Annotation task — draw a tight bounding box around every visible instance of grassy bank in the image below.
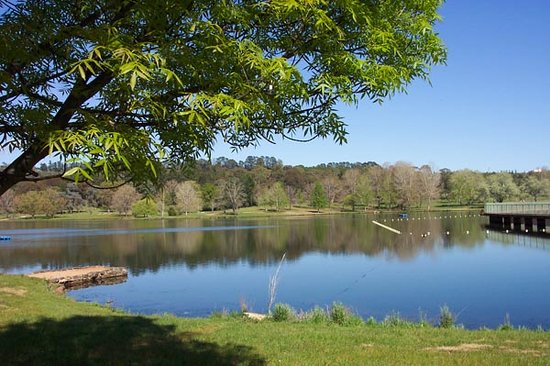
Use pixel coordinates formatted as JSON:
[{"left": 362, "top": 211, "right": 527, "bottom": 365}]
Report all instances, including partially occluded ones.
[
  {"left": 1, "top": 203, "right": 483, "bottom": 221},
  {"left": 0, "top": 275, "right": 548, "bottom": 365}
]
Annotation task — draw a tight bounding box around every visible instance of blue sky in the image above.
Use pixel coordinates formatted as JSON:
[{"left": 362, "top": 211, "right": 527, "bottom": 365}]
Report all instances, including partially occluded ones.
[
  {"left": 213, "top": 1, "right": 550, "bottom": 172},
  {"left": 1, "top": 1, "right": 548, "bottom": 172}
]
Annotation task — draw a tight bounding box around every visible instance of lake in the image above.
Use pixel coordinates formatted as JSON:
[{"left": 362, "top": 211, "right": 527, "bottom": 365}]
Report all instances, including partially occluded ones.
[{"left": 1, "top": 213, "right": 549, "bottom": 329}]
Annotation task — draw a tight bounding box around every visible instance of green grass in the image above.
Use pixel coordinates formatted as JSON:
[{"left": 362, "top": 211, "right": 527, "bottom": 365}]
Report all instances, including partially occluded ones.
[{"left": 1, "top": 275, "right": 549, "bottom": 365}]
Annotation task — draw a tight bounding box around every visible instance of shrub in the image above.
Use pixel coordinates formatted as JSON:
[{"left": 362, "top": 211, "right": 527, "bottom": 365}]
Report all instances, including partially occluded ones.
[
  {"left": 498, "top": 313, "right": 513, "bottom": 331},
  {"left": 330, "top": 303, "right": 363, "bottom": 326},
  {"left": 439, "top": 305, "right": 454, "bottom": 328},
  {"left": 307, "top": 306, "right": 329, "bottom": 324},
  {"left": 167, "top": 205, "right": 178, "bottom": 216},
  {"left": 383, "top": 312, "right": 415, "bottom": 328},
  {"left": 272, "top": 303, "right": 295, "bottom": 322},
  {"left": 366, "top": 316, "right": 377, "bottom": 326}
]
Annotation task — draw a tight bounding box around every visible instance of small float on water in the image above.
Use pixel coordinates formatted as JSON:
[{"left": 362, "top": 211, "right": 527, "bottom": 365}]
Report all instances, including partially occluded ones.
[{"left": 0, "top": 235, "right": 12, "bottom": 240}]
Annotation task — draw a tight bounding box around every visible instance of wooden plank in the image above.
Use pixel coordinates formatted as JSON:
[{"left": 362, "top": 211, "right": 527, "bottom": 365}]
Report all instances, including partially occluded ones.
[{"left": 372, "top": 220, "right": 401, "bottom": 234}]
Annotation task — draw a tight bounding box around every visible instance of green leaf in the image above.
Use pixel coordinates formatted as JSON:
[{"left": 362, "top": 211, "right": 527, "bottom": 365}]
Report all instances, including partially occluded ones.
[
  {"left": 130, "top": 72, "right": 137, "bottom": 90},
  {"left": 62, "top": 167, "right": 80, "bottom": 177}
]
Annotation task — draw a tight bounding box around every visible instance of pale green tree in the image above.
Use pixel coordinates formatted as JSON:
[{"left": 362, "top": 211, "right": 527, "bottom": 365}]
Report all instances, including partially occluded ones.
[
  {"left": 487, "top": 173, "right": 519, "bottom": 203},
  {"left": 449, "top": 170, "right": 484, "bottom": 205},
  {"left": 355, "top": 173, "right": 373, "bottom": 211},
  {"left": 132, "top": 198, "right": 158, "bottom": 217},
  {"left": 176, "top": 181, "right": 202, "bottom": 215},
  {"left": 258, "top": 182, "right": 289, "bottom": 212},
  {"left": 521, "top": 175, "right": 549, "bottom": 202},
  {"left": 0, "top": 0, "right": 446, "bottom": 195}
]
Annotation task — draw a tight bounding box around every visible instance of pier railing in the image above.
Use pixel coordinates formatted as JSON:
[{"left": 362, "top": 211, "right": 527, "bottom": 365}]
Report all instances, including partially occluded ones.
[{"left": 484, "top": 202, "right": 550, "bottom": 216}]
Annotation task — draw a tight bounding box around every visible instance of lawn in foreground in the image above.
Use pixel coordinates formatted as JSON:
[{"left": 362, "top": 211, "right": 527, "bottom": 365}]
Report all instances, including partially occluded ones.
[{"left": 0, "top": 274, "right": 548, "bottom": 365}]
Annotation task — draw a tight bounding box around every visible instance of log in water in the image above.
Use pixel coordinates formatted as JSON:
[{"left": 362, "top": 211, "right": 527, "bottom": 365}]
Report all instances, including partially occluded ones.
[{"left": 371, "top": 220, "right": 402, "bottom": 234}]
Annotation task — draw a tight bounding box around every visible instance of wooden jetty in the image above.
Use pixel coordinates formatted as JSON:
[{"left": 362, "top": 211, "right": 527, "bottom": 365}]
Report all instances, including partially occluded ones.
[
  {"left": 483, "top": 202, "right": 550, "bottom": 233},
  {"left": 27, "top": 266, "right": 128, "bottom": 290}
]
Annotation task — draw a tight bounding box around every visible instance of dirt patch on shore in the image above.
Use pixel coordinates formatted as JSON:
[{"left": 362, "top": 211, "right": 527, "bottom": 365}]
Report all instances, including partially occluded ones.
[
  {"left": 0, "top": 287, "right": 27, "bottom": 296},
  {"left": 499, "top": 346, "right": 546, "bottom": 357},
  {"left": 243, "top": 312, "right": 266, "bottom": 321},
  {"left": 28, "top": 266, "right": 112, "bottom": 280},
  {"left": 426, "top": 343, "right": 492, "bottom": 352}
]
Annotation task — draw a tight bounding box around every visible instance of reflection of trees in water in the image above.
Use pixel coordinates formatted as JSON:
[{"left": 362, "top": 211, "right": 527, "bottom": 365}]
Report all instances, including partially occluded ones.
[{"left": 0, "top": 215, "right": 490, "bottom": 273}]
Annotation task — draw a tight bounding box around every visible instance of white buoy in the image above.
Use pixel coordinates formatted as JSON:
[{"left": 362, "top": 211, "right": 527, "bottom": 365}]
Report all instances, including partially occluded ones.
[
  {"left": 410, "top": 232, "right": 413, "bottom": 235},
  {"left": 446, "top": 231, "right": 450, "bottom": 235},
  {"left": 466, "top": 230, "right": 469, "bottom": 234},
  {"left": 505, "top": 230, "right": 509, "bottom": 234}
]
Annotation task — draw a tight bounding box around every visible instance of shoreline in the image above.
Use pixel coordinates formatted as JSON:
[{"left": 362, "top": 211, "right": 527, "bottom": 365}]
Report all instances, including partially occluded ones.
[{"left": 0, "top": 204, "right": 484, "bottom": 222}]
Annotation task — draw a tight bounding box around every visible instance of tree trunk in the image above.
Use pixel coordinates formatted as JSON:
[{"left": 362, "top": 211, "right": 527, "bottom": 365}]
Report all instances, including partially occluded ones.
[{"left": 0, "top": 73, "right": 113, "bottom": 196}]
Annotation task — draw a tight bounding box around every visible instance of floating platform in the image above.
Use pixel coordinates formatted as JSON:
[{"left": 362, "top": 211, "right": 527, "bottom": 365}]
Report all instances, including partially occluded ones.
[
  {"left": 27, "top": 266, "right": 128, "bottom": 290},
  {"left": 0, "top": 236, "right": 12, "bottom": 240}
]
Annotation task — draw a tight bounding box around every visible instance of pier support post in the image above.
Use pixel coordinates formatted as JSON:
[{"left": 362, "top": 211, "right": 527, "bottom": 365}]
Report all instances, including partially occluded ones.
[
  {"left": 512, "top": 217, "right": 522, "bottom": 231},
  {"left": 489, "top": 215, "right": 503, "bottom": 228},
  {"left": 503, "top": 216, "right": 511, "bottom": 230},
  {"left": 525, "top": 217, "right": 533, "bottom": 232}
]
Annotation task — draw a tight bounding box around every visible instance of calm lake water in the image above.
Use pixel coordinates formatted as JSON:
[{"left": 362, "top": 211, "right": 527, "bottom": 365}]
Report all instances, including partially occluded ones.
[{"left": 1, "top": 213, "right": 549, "bottom": 329}]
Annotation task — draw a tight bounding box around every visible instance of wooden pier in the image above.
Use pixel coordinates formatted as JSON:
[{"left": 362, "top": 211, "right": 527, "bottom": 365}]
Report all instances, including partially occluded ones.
[
  {"left": 28, "top": 266, "right": 128, "bottom": 290},
  {"left": 483, "top": 202, "right": 550, "bottom": 233}
]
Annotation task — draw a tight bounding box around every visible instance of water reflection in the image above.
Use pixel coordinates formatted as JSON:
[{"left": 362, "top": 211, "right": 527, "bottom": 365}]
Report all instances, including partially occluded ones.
[
  {"left": 2, "top": 214, "right": 550, "bottom": 329},
  {"left": 0, "top": 214, "right": 491, "bottom": 274}
]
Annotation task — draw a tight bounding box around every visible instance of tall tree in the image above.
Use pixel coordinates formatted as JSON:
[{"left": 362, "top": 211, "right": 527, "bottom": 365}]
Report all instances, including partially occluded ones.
[
  {"left": 258, "top": 181, "right": 289, "bottom": 212},
  {"left": 521, "top": 175, "right": 549, "bottom": 202},
  {"left": 310, "top": 182, "right": 328, "bottom": 213},
  {"left": 391, "top": 162, "right": 417, "bottom": 209},
  {"left": 111, "top": 184, "right": 140, "bottom": 215},
  {"left": 417, "top": 165, "right": 440, "bottom": 210},
  {"left": 14, "top": 188, "right": 64, "bottom": 218},
  {"left": 0, "top": 189, "right": 16, "bottom": 217},
  {"left": 487, "top": 173, "right": 519, "bottom": 203},
  {"left": 0, "top": 0, "right": 446, "bottom": 195},
  {"left": 321, "top": 173, "right": 343, "bottom": 209},
  {"left": 449, "top": 170, "right": 484, "bottom": 205},
  {"left": 220, "top": 177, "right": 245, "bottom": 214},
  {"left": 176, "top": 181, "right": 202, "bottom": 215},
  {"left": 200, "top": 183, "right": 219, "bottom": 212}
]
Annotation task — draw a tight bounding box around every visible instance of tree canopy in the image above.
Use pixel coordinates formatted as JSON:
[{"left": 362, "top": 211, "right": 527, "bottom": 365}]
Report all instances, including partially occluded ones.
[{"left": 0, "top": 0, "right": 446, "bottom": 195}]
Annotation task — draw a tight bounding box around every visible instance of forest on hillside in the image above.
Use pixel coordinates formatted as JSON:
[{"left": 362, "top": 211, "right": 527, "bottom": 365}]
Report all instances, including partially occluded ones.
[{"left": 1, "top": 157, "right": 549, "bottom": 218}]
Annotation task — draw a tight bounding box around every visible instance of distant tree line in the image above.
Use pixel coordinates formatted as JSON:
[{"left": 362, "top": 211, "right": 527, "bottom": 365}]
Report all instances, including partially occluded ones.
[{"left": 0, "top": 157, "right": 549, "bottom": 218}]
